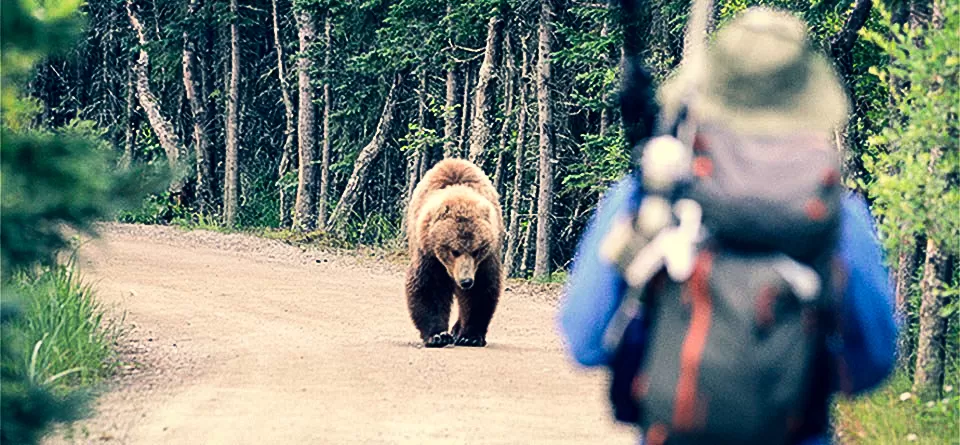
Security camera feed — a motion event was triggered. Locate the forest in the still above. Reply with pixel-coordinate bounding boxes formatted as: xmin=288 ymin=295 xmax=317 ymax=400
xmin=2 ymin=0 xmax=958 ymax=442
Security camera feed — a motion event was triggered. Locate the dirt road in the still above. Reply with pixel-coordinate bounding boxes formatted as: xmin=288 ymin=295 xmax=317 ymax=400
xmin=47 ymin=224 xmax=636 ymax=445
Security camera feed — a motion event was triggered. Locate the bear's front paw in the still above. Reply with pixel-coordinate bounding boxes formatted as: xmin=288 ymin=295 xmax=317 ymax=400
xmin=424 ymin=332 xmax=454 ymax=348
xmin=454 ymin=335 xmax=487 ymax=347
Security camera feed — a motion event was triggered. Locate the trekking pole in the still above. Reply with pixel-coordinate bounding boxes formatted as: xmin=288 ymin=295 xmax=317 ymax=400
xmin=653 ymin=0 xmax=715 ymax=137
xmin=681 ymin=0 xmax=714 ymax=77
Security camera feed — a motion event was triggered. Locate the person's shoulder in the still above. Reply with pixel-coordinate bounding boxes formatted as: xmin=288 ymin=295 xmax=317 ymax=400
xmin=598 ymin=175 xmax=643 ymax=215
xmin=839 ymin=191 xmax=882 ymax=240
xmin=840 ymin=191 xmax=873 ymax=220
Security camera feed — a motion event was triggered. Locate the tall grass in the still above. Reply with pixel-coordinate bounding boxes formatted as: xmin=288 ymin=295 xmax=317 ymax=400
xmin=7 ymin=257 xmax=123 ymax=393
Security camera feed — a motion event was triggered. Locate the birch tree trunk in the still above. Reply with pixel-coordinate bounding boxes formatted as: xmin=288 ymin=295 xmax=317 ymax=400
xmin=444 ymin=67 xmax=459 ymax=159
xmin=183 ymin=0 xmax=214 ymax=215
xmin=294 ymin=6 xmax=318 ymax=231
xmin=913 ymin=142 xmax=951 ymax=400
xmin=273 ymin=0 xmax=297 ymax=228
xmin=895 ymin=241 xmax=918 ymax=369
xmin=318 ymin=13 xmax=332 ymax=226
xmin=122 ymin=55 xmax=135 ymax=169
xmin=503 ymin=38 xmax=531 ymax=278
xmin=913 ymin=237 xmax=950 ymax=399
xmin=125 ymin=0 xmax=186 ymax=195
xmin=533 ymin=0 xmax=555 ymax=279
xmin=443 ymin=1 xmax=459 ymax=159
xmin=458 ymin=67 xmax=472 ymax=158
xmin=223 ymin=0 xmax=240 ymax=226
xmin=491 ymin=32 xmax=515 ymax=196
xmin=467 ymin=16 xmax=504 ymax=164
xmin=326 ymin=76 xmax=401 ymax=232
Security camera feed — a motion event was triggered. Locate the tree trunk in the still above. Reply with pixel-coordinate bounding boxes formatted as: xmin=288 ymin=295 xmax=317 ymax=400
xmin=183 ymin=0 xmax=214 ymax=215
xmin=273 ymin=0 xmax=297 ymax=228
xmin=443 ymin=1 xmax=459 ymax=160
xmin=417 ymin=71 xmax=428 ymax=173
xmin=681 ymin=0 xmax=715 ymax=64
xmin=318 ymin=13 xmax=333 ymax=227
xmin=412 ymin=71 xmax=427 ymax=191
xmin=504 ymin=39 xmax=531 ymax=278
xmin=418 ymin=125 xmax=430 ymax=179
xmin=895 ymin=240 xmax=920 ymax=369
xmin=401 ymin=72 xmax=428 ymax=238
xmin=533 ymin=0 xmax=555 ymax=279
xmin=913 ymin=237 xmax=950 ymax=399
xmin=458 ymin=67 xmax=472 ymax=158
xmin=599 ymin=0 xmax=613 ymax=137
xmin=326 ymin=76 xmax=401 ymax=233
xmin=125 ymin=0 xmax=186 ymax=195
xmin=491 ymin=34 xmax=515 ymax=195
xmin=443 ymin=67 xmax=459 ymax=159
xmin=830 ymin=0 xmax=873 ymax=184
xmin=831 ymin=0 xmax=874 ymax=57
xmin=913 ymin=137 xmax=950 ymax=399
xmin=122 ymin=55 xmax=135 ymax=169
xmin=520 ymin=189 xmax=537 ymax=276
xmin=467 ymin=16 xmax=504 ymax=164
xmin=931 ymin=0 xmax=944 ymax=28
xmin=223 ymin=0 xmax=240 ymax=226
xmin=294 ymin=6 xmax=318 ymax=231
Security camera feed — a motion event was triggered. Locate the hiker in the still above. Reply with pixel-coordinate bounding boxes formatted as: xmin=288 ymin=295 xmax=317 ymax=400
xmin=558 ymin=7 xmax=897 ymax=445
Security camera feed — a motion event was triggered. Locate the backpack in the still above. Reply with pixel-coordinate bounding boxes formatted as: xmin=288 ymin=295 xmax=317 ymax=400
xmin=599 ymin=120 xmax=846 ymax=445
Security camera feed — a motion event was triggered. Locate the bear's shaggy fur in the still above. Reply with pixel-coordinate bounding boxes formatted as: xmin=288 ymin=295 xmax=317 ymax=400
xmin=404 ymin=158 xmax=504 ymax=348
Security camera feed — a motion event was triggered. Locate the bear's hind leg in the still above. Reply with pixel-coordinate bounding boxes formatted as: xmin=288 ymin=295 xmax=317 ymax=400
xmin=452 ymin=258 xmax=501 ymax=347
xmin=406 ymin=256 xmax=456 ymax=347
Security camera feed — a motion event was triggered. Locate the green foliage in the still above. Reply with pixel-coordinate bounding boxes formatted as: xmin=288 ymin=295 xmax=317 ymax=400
xmin=531 ymin=270 xmax=569 ymax=284
xmin=237 ymin=167 xmax=283 ymax=228
xmin=399 ymin=123 xmax=443 ymax=157
xmin=1 ymin=123 xmax=167 ymax=274
xmin=554 ymin=2 xmax=620 ymax=113
xmin=116 ymin=191 xmax=191 ymax=225
xmin=561 ymin=132 xmax=631 ymax=200
xmin=338 ymin=211 xmax=401 ymax=247
xmin=861 ymin=1 xmax=960 ymax=260
xmin=0 ymin=0 xmax=83 ymax=113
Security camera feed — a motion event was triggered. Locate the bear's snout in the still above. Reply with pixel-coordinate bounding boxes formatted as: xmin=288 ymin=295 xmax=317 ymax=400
xmin=452 ymin=256 xmax=477 ymax=289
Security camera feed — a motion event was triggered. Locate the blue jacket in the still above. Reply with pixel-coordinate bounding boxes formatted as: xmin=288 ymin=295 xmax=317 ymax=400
xmin=558 ymin=175 xmax=898 ymax=443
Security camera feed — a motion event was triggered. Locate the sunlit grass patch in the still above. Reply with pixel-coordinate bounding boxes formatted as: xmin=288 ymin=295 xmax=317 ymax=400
xmin=834 ymin=371 xmax=960 ymax=444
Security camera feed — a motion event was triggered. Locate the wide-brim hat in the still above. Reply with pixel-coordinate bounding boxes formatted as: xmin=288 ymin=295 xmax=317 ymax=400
xmin=658 ymin=7 xmax=851 ymax=135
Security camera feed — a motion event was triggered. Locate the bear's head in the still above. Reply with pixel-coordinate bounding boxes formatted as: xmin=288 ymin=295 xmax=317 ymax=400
xmin=419 ymin=187 xmax=499 ymax=290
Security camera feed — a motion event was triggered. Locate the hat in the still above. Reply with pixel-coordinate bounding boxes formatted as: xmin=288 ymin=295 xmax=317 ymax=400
xmin=658 ymin=7 xmax=851 ymax=135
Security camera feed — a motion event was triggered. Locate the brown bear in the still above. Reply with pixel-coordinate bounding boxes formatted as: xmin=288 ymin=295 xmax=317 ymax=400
xmin=405 ymin=158 xmax=504 ymax=348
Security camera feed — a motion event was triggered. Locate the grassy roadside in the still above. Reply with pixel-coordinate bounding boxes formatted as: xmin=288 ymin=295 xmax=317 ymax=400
xmin=834 ymin=372 xmax=960 ymax=445
xmin=6 ymin=257 xmax=124 ymax=393
xmin=833 ymin=371 xmax=959 ymax=444
xmin=0 ymin=255 xmax=123 ymax=444
xmin=2 ymin=254 xmax=125 ymax=444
